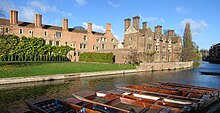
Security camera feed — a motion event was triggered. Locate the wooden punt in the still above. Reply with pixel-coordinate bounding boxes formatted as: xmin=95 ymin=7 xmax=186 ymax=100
xmin=156 ymin=82 xmax=219 ymax=95
xmin=71 ymin=90 xmax=188 ymax=113
xmin=96 ymin=91 xmax=186 ymax=113
xmin=121 ymin=84 xmax=204 ymax=99
xmin=70 ymin=90 xmax=132 ymax=113
xmin=25 ymin=96 xmax=99 ymax=113
xmin=116 ymin=85 xmax=201 ymax=108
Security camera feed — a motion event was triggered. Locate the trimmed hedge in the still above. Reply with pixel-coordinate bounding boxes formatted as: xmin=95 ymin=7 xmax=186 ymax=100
xmin=79 ymin=52 xmax=114 ymax=63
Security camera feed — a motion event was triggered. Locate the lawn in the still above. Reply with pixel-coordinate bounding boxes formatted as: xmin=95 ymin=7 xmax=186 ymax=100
xmin=0 ymin=62 xmax=136 ymax=78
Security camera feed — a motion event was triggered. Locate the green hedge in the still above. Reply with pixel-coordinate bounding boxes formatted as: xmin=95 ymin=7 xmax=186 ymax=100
xmin=79 ymin=52 xmax=114 ymax=63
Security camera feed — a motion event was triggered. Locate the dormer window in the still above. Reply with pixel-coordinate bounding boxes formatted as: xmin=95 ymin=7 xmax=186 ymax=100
xmin=29 ymin=30 xmax=33 ymax=35
xmin=19 ymin=28 xmax=23 ymax=34
xmin=44 ymin=31 xmax=47 ymax=36
xmin=84 ymin=36 xmax=88 ymax=41
xmin=56 ymin=32 xmax=62 ymax=38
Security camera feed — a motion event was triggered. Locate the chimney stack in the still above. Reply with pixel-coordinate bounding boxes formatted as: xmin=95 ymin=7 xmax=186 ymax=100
xmin=62 ymin=18 xmax=68 ymax=31
xmin=35 ymin=14 xmax=42 ymax=28
xmin=106 ymin=23 xmax=111 ymax=32
xmin=10 ymin=10 xmax=18 ymax=25
xmin=87 ymin=23 xmax=92 ymax=33
xmin=155 ymin=25 xmax=162 ymax=34
xmin=142 ymin=22 xmax=147 ymax=30
xmin=133 ymin=16 xmax=140 ymax=29
xmin=124 ymin=18 xmax=131 ymax=31
xmin=168 ymin=30 xmax=175 ymax=36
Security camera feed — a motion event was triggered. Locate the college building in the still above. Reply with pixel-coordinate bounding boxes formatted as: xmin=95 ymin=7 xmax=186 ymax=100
xmin=122 ymin=16 xmax=182 ymax=62
xmin=0 ymin=10 xmax=183 ymax=63
xmin=0 ymin=10 xmax=118 ymax=61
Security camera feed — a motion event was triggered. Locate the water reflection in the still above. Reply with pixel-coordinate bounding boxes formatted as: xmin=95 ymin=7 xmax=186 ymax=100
xmin=0 ymin=61 xmax=220 ymax=109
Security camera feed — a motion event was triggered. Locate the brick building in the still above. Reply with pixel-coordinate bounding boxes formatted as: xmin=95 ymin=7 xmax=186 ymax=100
xmin=0 ymin=10 xmax=118 ymax=61
xmin=123 ymin=16 xmax=182 ymax=62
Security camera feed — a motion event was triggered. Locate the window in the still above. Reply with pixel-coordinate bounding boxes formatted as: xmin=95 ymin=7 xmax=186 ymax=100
xmin=19 ymin=28 xmax=23 ymax=34
xmin=111 ymin=38 xmax=114 ymax=42
xmin=96 ymin=46 xmax=99 ymax=50
xmin=97 ymin=39 xmax=100 ymax=43
xmin=65 ymin=42 xmax=67 ymax=46
xmin=162 ymin=46 xmax=166 ymax=51
xmin=49 ymin=40 xmax=53 ymax=45
xmin=80 ymin=43 xmax=87 ymax=49
xmin=101 ymin=37 xmax=104 ymax=42
xmin=113 ymin=45 xmax=116 ymax=49
xmin=84 ymin=36 xmax=88 ymax=41
xmin=44 ymin=31 xmax=47 ymax=36
xmin=5 ymin=28 xmax=9 ymax=33
xmin=84 ymin=44 xmax=87 ymax=49
xmin=101 ymin=37 xmax=107 ymax=42
xmin=147 ymin=44 xmax=152 ymax=50
xmin=93 ymin=45 xmax=95 ymax=50
xmin=29 ymin=30 xmax=33 ymax=35
xmin=56 ymin=32 xmax=62 ymax=38
xmin=56 ymin=41 xmax=60 ymax=46
xmin=155 ymin=46 xmax=160 ymax=51
xmin=102 ymin=44 xmax=105 ymax=49
xmin=129 ymin=37 xmax=132 ymax=41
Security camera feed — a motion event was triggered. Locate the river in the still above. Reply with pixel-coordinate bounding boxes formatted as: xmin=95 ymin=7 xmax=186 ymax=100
xmin=0 ymin=61 xmax=220 ymax=110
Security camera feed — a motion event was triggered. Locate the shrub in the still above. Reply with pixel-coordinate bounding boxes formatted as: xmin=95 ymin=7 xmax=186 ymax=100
xmin=79 ymin=52 xmax=114 ymax=63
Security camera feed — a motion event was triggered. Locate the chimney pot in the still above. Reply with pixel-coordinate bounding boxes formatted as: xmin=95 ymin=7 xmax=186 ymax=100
xmin=35 ymin=14 xmax=42 ymax=28
xmin=133 ymin=16 xmax=140 ymax=29
xmin=62 ymin=18 xmax=68 ymax=31
xmin=106 ymin=23 xmax=111 ymax=32
xmin=142 ymin=22 xmax=147 ymax=30
xmin=124 ymin=18 xmax=131 ymax=31
xmin=10 ymin=10 xmax=18 ymax=25
xmin=87 ymin=23 xmax=92 ymax=33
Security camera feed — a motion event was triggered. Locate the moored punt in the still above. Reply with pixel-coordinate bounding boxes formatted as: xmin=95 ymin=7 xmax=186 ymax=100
xmin=25 ymin=96 xmax=99 ymax=113
xmin=117 ymin=83 xmax=220 ymax=111
xmin=71 ymin=90 xmax=189 ymax=113
xmin=97 ymin=91 xmax=187 ymax=113
xmin=71 ymin=90 xmax=139 ymax=113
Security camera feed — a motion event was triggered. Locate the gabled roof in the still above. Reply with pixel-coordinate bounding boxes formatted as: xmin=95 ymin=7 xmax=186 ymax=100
xmin=124 ymin=26 xmax=138 ymax=34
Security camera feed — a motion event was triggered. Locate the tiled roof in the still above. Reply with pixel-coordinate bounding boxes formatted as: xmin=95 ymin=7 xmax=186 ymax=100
xmin=0 ymin=18 xmax=105 ymax=35
xmin=0 ymin=18 xmax=10 ymax=25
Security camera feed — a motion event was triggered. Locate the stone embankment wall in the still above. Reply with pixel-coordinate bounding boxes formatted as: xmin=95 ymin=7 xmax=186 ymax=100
xmin=137 ymin=62 xmax=193 ymax=71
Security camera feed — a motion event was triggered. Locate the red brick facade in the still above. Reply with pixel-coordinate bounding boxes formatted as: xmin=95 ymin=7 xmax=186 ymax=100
xmin=0 ymin=10 xmax=118 ymax=61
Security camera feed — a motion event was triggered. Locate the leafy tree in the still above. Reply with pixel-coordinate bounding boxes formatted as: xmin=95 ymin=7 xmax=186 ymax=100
xmin=0 ymin=35 xmax=74 ymax=61
xmin=182 ymin=22 xmax=201 ymax=61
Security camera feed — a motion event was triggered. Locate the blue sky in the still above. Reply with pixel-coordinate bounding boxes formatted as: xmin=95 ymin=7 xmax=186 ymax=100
xmin=1 ymin=0 xmax=219 ymax=49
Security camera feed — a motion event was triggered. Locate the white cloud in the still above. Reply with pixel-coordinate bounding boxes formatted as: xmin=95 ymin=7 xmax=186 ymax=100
xmin=29 ymin=1 xmax=73 ymax=18
xmin=75 ymin=0 xmax=86 ymax=6
xmin=176 ymin=7 xmax=190 ymax=14
xmin=82 ymin=22 xmax=105 ymax=33
xmin=181 ymin=18 xmax=208 ymax=36
xmin=107 ymin=1 xmax=120 ymax=8
xmin=139 ymin=14 xmax=165 ymax=23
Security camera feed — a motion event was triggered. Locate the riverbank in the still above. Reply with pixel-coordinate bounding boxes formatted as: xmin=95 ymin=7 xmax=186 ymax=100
xmin=0 ymin=62 xmax=193 ymax=85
